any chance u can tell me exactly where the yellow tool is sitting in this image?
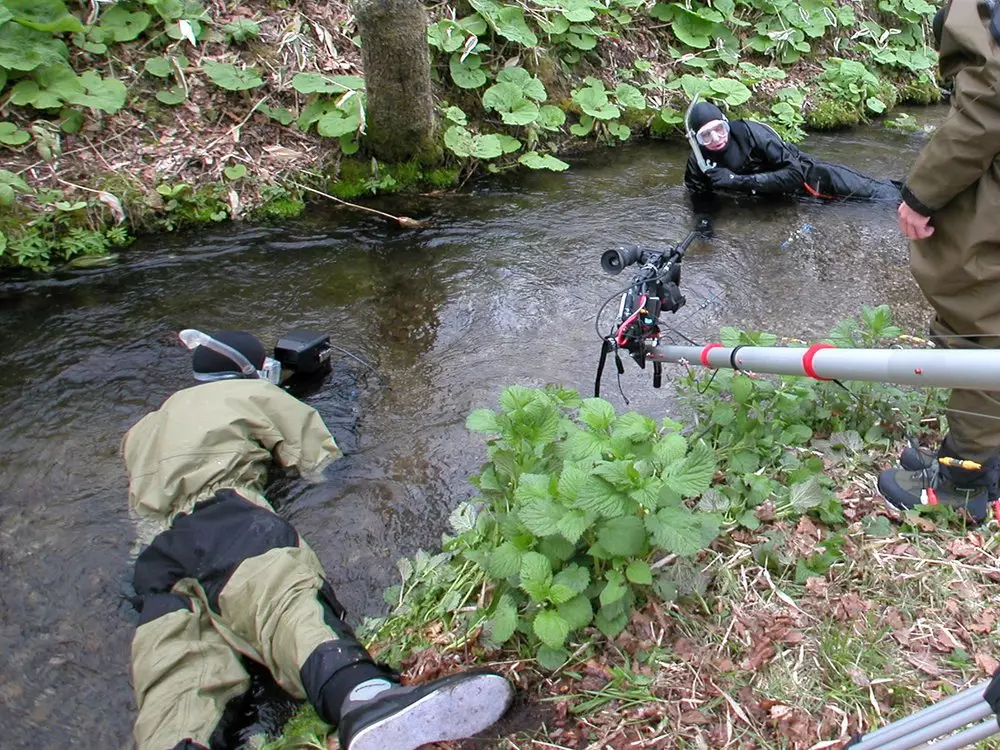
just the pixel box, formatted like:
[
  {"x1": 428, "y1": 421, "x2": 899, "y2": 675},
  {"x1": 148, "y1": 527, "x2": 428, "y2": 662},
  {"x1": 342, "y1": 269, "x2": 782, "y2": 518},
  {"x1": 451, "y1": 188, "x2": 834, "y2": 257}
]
[{"x1": 938, "y1": 456, "x2": 983, "y2": 471}]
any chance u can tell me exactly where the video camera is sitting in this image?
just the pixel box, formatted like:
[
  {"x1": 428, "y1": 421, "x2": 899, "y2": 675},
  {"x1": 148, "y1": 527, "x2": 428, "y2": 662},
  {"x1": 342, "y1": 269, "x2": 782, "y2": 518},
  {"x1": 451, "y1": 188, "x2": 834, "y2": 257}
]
[{"x1": 596, "y1": 232, "x2": 699, "y2": 394}]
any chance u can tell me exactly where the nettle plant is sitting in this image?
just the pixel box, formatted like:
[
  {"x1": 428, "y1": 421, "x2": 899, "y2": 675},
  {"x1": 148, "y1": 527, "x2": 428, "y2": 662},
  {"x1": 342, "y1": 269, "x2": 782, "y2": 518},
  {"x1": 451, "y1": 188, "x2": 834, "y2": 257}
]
[
  {"x1": 456, "y1": 386, "x2": 721, "y2": 668},
  {"x1": 677, "y1": 307, "x2": 945, "y2": 530}
]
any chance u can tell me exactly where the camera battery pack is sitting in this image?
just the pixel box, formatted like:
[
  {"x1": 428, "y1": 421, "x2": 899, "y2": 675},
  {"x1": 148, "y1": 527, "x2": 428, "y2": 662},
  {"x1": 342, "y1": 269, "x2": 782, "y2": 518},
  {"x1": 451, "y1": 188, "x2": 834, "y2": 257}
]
[{"x1": 274, "y1": 330, "x2": 332, "y2": 374}]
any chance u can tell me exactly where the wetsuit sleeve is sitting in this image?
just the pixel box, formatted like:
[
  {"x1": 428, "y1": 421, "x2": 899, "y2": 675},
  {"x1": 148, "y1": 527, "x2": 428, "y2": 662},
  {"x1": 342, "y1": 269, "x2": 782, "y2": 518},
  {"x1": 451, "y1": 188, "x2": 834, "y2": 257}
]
[
  {"x1": 254, "y1": 385, "x2": 343, "y2": 479},
  {"x1": 684, "y1": 153, "x2": 716, "y2": 231},
  {"x1": 902, "y1": 49, "x2": 1000, "y2": 214},
  {"x1": 741, "y1": 123, "x2": 806, "y2": 195}
]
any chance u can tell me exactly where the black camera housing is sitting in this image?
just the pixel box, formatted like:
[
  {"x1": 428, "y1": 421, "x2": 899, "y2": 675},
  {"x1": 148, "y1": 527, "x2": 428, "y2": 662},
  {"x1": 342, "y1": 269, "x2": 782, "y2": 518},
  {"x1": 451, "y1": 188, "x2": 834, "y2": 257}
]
[{"x1": 274, "y1": 330, "x2": 332, "y2": 376}]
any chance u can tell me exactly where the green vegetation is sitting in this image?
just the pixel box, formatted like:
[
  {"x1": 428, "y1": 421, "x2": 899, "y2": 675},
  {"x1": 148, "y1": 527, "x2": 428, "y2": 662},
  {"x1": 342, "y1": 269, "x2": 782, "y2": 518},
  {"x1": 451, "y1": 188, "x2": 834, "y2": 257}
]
[
  {"x1": 254, "y1": 307, "x2": 991, "y2": 749},
  {"x1": 0, "y1": 0, "x2": 942, "y2": 270}
]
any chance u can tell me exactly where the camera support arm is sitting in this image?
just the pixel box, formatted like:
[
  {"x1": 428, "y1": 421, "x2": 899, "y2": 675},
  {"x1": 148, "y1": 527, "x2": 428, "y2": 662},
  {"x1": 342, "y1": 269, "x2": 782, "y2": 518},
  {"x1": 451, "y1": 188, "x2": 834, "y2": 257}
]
[{"x1": 647, "y1": 341, "x2": 1000, "y2": 391}]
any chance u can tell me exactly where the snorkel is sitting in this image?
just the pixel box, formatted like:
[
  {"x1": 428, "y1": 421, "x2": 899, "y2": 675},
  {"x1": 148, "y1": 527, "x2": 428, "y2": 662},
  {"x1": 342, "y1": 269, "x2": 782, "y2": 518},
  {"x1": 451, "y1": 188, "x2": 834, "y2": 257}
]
[
  {"x1": 179, "y1": 329, "x2": 282, "y2": 384},
  {"x1": 684, "y1": 93, "x2": 717, "y2": 172}
]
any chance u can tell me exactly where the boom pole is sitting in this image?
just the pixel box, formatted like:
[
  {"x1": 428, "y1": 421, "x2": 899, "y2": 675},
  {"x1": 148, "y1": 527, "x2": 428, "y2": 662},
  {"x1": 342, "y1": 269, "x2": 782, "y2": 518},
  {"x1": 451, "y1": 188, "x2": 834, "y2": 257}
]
[{"x1": 646, "y1": 342, "x2": 1000, "y2": 391}]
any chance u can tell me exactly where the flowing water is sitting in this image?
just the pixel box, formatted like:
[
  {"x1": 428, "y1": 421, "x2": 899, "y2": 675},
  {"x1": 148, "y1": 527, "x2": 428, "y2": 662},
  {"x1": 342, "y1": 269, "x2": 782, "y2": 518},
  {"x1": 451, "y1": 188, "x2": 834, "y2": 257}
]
[{"x1": 0, "y1": 109, "x2": 945, "y2": 747}]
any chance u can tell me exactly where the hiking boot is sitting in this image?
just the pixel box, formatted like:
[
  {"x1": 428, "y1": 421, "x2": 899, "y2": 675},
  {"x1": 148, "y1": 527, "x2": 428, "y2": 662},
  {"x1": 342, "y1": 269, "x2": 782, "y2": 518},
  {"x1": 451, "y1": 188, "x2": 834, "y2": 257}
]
[
  {"x1": 878, "y1": 455, "x2": 997, "y2": 524},
  {"x1": 899, "y1": 445, "x2": 933, "y2": 471},
  {"x1": 337, "y1": 670, "x2": 514, "y2": 750}
]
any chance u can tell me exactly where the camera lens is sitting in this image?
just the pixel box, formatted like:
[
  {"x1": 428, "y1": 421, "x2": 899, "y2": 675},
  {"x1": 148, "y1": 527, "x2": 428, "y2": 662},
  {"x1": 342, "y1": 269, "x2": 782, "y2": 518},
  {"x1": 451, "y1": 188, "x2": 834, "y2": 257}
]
[
  {"x1": 601, "y1": 249, "x2": 626, "y2": 275},
  {"x1": 601, "y1": 246, "x2": 642, "y2": 275}
]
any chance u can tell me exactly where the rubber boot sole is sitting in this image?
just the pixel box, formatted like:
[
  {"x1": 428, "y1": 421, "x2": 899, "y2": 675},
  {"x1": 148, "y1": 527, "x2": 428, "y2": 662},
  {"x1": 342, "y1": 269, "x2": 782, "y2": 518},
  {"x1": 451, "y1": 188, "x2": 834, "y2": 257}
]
[{"x1": 344, "y1": 672, "x2": 514, "y2": 750}]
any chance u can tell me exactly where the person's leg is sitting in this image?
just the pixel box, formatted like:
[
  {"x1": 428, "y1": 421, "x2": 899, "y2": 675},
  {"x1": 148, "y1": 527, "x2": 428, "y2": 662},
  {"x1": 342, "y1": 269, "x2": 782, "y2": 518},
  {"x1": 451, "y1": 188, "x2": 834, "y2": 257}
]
[
  {"x1": 177, "y1": 489, "x2": 514, "y2": 749},
  {"x1": 878, "y1": 318, "x2": 1000, "y2": 522},
  {"x1": 131, "y1": 592, "x2": 251, "y2": 750}
]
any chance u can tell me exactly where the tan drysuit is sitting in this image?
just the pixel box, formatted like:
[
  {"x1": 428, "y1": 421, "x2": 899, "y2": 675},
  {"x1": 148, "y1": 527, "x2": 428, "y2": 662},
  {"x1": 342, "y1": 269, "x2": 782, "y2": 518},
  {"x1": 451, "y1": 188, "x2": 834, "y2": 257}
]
[
  {"x1": 123, "y1": 379, "x2": 372, "y2": 750},
  {"x1": 903, "y1": 0, "x2": 1000, "y2": 461}
]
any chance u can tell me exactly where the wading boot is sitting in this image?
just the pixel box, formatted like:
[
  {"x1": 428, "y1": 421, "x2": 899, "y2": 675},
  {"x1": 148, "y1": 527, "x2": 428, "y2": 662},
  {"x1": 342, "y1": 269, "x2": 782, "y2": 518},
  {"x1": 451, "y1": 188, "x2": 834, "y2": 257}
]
[
  {"x1": 878, "y1": 443, "x2": 998, "y2": 524},
  {"x1": 337, "y1": 670, "x2": 514, "y2": 750}
]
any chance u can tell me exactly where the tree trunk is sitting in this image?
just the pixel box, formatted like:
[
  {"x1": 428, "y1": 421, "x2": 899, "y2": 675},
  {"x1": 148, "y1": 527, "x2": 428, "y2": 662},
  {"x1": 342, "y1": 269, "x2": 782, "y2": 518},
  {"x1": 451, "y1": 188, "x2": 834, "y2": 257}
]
[{"x1": 352, "y1": 0, "x2": 436, "y2": 163}]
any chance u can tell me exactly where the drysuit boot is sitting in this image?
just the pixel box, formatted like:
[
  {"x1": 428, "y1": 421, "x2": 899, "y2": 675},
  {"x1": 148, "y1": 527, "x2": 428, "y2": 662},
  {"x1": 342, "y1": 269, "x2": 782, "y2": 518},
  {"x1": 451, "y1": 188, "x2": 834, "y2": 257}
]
[
  {"x1": 336, "y1": 670, "x2": 514, "y2": 750},
  {"x1": 878, "y1": 437, "x2": 998, "y2": 523}
]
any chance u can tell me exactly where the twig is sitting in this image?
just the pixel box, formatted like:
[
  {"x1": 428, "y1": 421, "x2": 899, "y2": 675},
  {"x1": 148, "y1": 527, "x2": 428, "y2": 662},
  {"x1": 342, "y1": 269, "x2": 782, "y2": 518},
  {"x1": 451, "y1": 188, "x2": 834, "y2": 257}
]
[
  {"x1": 55, "y1": 178, "x2": 107, "y2": 196},
  {"x1": 203, "y1": 95, "x2": 270, "y2": 151},
  {"x1": 290, "y1": 181, "x2": 426, "y2": 228}
]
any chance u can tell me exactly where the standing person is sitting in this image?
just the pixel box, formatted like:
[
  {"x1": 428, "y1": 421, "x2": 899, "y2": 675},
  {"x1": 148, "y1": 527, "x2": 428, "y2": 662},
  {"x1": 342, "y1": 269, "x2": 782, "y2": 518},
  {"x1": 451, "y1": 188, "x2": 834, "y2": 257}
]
[
  {"x1": 684, "y1": 102, "x2": 902, "y2": 227},
  {"x1": 123, "y1": 329, "x2": 513, "y2": 750},
  {"x1": 877, "y1": 0, "x2": 1000, "y2": 524}
]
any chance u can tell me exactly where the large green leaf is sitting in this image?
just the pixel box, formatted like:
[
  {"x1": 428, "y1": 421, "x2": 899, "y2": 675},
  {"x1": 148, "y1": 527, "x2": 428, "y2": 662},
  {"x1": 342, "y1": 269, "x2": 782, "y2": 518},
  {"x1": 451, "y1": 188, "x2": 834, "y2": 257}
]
[
  {"x1": 5, "y1": 0, "x2": 84, "y2": 33},
  {"x1": 519, "y1": 497, "x2": 564, "y2": 537},
  {"x1": 575, "y1": 476, "x2": 629, "y2": 518},
  {"x1": 578, "y1": 397, "x2": 616, "y2": 432},
  {"x1": 469, "y1": 0, "x2": 538, "y2": 46},
  {"x1": 670, "y1": 6, "x2": 716, "y2": 48},
  {"x1": 0, "y1": 23, "x2": 68, "y2": 72},
  {"x1": 547, "y1": 466, "x2": 583, "y2": 505},
  {"x1": 98, "y1": 6, "x2": 151, "y2": 41},
  {"x1": 487, "y1": 541, "x2": 523, "y2": 578},
  {"x1": 519, "y1": 551, "x2": 553, "y2": 602},
  {"x1": 291, "y1": 72, "x2": 364, "y2": 94},
  {"x1": 72, "y1": 71, "x2": 126, "y2": 113},
  {"x1": 653, "y1": 432, "x2": 687, "y2": 467},
  {"x1": 0, "y1": 122, "x2": 29, "y2": 146},
  {"x1": 482, "y1": 81, "x2": 521, "y2": 113},
  {"x1": 553, "y1": 563, "x2": 590, "y2": 593},
  {"x1": 317, "y1": 107, "x2": 360, "y2": 138},
  {"x1": 572, "y1": 85, "x2": 620, "y2": 120},
  {"x1": 471, "y1": 133, "x2": 503, "y2": 159},
  {"x1": 599, "y1": 569, "x2": 627, "y2": 606},
  {"x1": 614, "y1": 83, "x2": 646, "y2": 110},
  {"x1": 518, "y1": 152, "x2": 569, "y2": 171},
  {"x1": 444, "y1": 125, "x2": 475, "y2": 157},
  {"x1": 663, "y1": 442, "x2": 715, "y2": 497},
  {"x1": 533, "y1": 609, "x2": 570, "y2": 649},
  {"x1": 790, "y1": 475, "x2": 824, "y2": 511},
  {"x1": 556, "y1": 508, "x2": 593, "y2": 544},
  {"x1": 625, "y1": 560, "x2": 653, "y2": 585},
  {"x1": 497, "y1": 66, "x2": 546, "y2": 101},
  {"x1": 645, "y1": 506, "x2": 720, "y2": 556},
  {"x1": 597, "y1": 515, "x2": 647, "y2": 557},
  {"x1": 709, "y1": 77, "x2": 752, "y2": 106},
  {"x1": 501, "y1": 100, "x2": 539, "y2": 126},
  {"x1": 557, "y1": 594, "x2": 593, "y2": 630},
  {"x1": 449, "y1": 53, "x2": 487, "y2": 89},
  {"x1": 203, "y1": 61, "x2": 263, "y2": 91},
  {"x1": 488, "y1": 594, "x2": 519, "y2": 644},
  {"x1": 536, "y1": 105, "x2": 566, "y2": 131},
  {"x1": 466, "y1": 408, "x2": 500, "y2": 433}
]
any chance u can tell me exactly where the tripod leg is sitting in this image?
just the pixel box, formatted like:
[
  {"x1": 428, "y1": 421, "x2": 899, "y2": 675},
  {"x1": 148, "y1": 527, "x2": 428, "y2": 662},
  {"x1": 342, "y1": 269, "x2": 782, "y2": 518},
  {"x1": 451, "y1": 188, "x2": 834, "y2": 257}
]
[
  {"x1": 911, "y1": 717, "x2": 1000, "y2": 750},
  {"x1": 853, "y1": 703, "x2": 995, "y2": 750},
  {"x1": 848, "y1": 681, "x2": 991, "y2": 747}
]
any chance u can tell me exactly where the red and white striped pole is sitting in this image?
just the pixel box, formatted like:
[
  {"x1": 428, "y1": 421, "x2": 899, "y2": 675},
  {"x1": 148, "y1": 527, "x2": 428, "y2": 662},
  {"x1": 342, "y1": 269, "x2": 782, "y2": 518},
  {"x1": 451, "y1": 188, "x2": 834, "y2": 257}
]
[{"x1": 647, "y1": 342, "x2": 1000, "y2": 391}]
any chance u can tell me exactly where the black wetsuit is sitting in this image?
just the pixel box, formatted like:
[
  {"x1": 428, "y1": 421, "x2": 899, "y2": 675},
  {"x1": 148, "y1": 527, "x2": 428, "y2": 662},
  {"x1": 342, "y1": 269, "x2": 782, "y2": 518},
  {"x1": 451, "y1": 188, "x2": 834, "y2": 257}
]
[{"x1": 683, "y1": 104, "x2": 901, "y2": 225}]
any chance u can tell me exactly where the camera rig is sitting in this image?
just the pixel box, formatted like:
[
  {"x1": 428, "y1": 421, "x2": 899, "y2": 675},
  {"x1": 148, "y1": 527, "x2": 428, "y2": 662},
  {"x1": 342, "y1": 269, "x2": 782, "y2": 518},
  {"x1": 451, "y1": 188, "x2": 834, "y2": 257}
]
[{"x1": 595, "y1": 231, "x2": 700, "y2": 395}]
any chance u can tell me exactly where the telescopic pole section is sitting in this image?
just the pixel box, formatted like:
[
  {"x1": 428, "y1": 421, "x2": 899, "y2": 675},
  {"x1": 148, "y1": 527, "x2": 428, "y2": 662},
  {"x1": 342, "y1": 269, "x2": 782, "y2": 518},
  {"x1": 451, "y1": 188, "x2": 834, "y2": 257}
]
[
  {"x1": 847, "y1": 681, "x2": 992, "y2": 746},
  {"x1": 647, "y1": 343, "x2": 1000, "y2": 391}
]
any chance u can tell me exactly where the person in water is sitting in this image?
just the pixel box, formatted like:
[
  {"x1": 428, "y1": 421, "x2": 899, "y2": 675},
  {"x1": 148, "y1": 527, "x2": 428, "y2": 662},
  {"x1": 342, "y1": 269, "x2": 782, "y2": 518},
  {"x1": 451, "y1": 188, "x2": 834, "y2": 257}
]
[
  {"x1": 684, "y1": 101, "x2": 902, "y2": 206},
  {"x1": 122, "y1": 329, "x2": 513, "y2": 750}
]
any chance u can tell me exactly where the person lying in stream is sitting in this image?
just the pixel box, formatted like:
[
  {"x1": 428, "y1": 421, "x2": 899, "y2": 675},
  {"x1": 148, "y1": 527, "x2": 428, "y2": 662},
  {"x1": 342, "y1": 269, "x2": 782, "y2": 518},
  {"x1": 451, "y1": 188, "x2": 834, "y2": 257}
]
[
  {"x1": 684, "y1": 102, "x2": 902, "y2": 230},
  {"x1": 122, "y1": 329, "x2": 513, "y2": 750}
]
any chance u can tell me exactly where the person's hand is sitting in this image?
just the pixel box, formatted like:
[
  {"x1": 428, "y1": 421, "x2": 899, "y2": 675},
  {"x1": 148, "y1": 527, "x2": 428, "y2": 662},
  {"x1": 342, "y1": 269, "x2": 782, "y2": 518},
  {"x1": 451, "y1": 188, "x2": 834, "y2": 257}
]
[
  {"x1": 706, "y1": 168, "x2": 754, "y2": 192},
  {"x1": 898, "y1": 201, "x2": 934, "y2": 239}
]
